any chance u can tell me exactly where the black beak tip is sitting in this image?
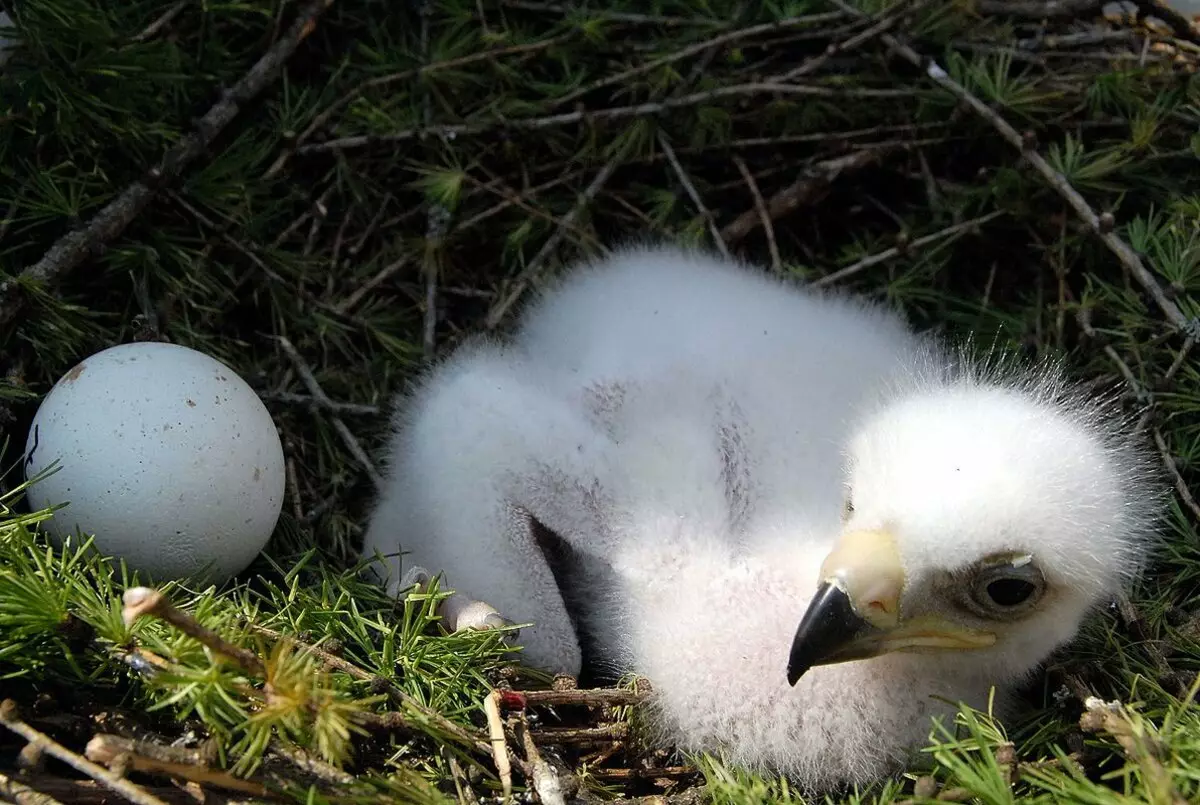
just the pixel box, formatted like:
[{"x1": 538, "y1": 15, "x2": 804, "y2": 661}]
[{"x1": 785, "y1": 581, "x2": 873, "y2": 687}]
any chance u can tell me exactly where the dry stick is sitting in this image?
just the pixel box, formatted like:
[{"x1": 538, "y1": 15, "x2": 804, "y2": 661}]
[
  {"x1": 812, "y1": 210, "x2": 1006, "y2": 287},
  {"x1": 484, "y1": 151, "x2": 626, "y2": 329},
  {"x1": 721, "y1": 148, "x2": 896, "y2": 245},
  {"x1": 530, "y1": 723, "x2": 629, "y2": 744},
  {"x1": 265, "y1": 35, "x2": 574, "y2": 178},
  {"x1": 273, "y1": 336, "x2": 384, "y2": 489},
  {"x1": 830, "y1": 0, "x2": 1197, "y2": 336},
  {"x1": 131, "y1": 0, "x2": 189, "y2": 43},
  {"x1": 0, "y1": 776, "x2": 218, "y2": 805},
  {"x1": 1080, "y1": 697, "x2": 1186, "y2": 805},
  {"x1": 462, "y1": 171, "x2": 601, "y2": 250},
  {"x1": 733, "y1": 156, "x2": 782, "y2": 271},
  {"x1": 258, "y1": 391, "x2": 381, "y2": 416},
  {"x1": 975, "y1": 0, "x2": 1103, "y2": 15},
  {"x1": 297, "y1": 83, "x2": 911, "y2": 156},
  {"x1": 484, "y1": 691, "x2": 514, "y2": 801},
  {"x1": 515, "y1": 688, "x2": 646, "y2": 707},
  {"x1": 549, "y1": 10, "x2": 849, "y2": 109},
  {"x1": 772, "y1": 0, "x2": 918, "y2": 81},
  {"x1": 85, "y1": 735, "x2": 270, "y2": 799},
  {"x1": 588, "y1": 766, "x2": 697, "y2": 782},
  {"x1": 122, "y1": 588, "x2": 265, "y2": 676},
  {"x1": 657, "y1": 133, "x2": 730, "y2": 259},
  {"x1": 484, "y1": 5, "x2": 749, "y2": 328},
  {"x1": 515, "y1": 716, "x2": 567, "y2": 805},
  {"x1": 245, "y1": 625, "x2": 497, "y2": 759},
  {"x1": 335, "y1": 256, "x2": 408, "y2": 315},
  {"x1": 0, "y1": 771, "x2": 64, "y2": 805},
  {"x1": 1127, "y1": 0, "x2": 1200, "y2": 46},
  {"x1": 1075, "y1": 311, "x2": 1200, "y2": 523},
  {"x1": 0, "y1": 701, "x2": 170, "y2": 805},
  {"x1": 0, "y1": 0, "x2": 336, "y2": 332}
]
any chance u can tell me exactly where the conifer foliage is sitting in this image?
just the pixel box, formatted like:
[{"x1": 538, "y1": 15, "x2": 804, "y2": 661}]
[{"x1": 1, "y1": 1, "x2": 1199, "y2": 802}]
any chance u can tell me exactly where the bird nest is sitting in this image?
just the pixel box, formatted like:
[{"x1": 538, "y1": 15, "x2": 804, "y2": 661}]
[{"x1": 1, "y1": 1, "x2": 1199, "y2": 803}]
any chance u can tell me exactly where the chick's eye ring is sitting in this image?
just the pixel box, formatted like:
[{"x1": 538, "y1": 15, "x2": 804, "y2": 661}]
[{"x1": 963, "y1": 558, "x2": 1045, "y2": 618}]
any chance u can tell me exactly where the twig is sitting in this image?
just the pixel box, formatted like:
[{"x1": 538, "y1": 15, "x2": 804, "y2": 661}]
[
  {"x1": 0, "y1": 701, "x2": 171, "y2": 805},
  {"x1": 484, "y1": 150, "x2": 625, "y2": 328},
  {"x1": 813, "y1": 211, "x2": 1005, "y2": 287},
  {"x1": 274, "y1": 336, "x2": 384, "y2": 488},
  {"x1": 0, "y1": 774, "x2": 213, "y2": 805},
  {"x1": 258, "y1": 391, "x2": 381, "y2": 416},
  {"x1": 732, "y1": 156, "x2": 781, "y2": 271},
  {"x1": 515, "y1": 715, "x2": 566, "y2": 805},
  {"x1": 1128, "y1": 0, "x2": 1200, "y2": 46},
  {"x1": 772, "y1": 0, "x2": 919, "y2": 81},
  {"x1": 976, "y1": 0, "x2": 1101, "y2": 16},
  {"x1": 1075, "y1": 308, "x2": 1200, "y2": 525},
  {"x1": 335, "y1": 256, "x2": 408, "y2": 315},
  {"x1": 550, "y1": 11, "x2": 848, "y2": 109},
  {"x1": 1080, "y1": 697, "x2": 1186, "y2": 805},
  {"x1": 297, "y1": 83, "x2": 912, "y2": 157},
  {"x1": 829, "y1": 0, "x2": 1196, "y2": 336},
  {"x1": 484, "y1": 691, "x2": 514, "y2": 801},
  {"x1": 0, "y1": 771, "x2": 65, "y2": 805},
  {"x1": 509, "y1": 688, "x2": 647, "y2": 707},
  {"x1": 657, "y1": 133, "x2": 729, "y2": 259},
  {"x1": 245, "y1": 625, "x2": 495, "y2": 758},
  {"x1": 122, "y1": 588, "x2": 265, "y2": 677},
  {"x1": 530, "y1": 723, "x2": 630, "y2": 744},
  {"x1": 85, "y1": 735, "x2": 270, "y2": 798},
  {"x1": 131, "y1": 0, "x2": 188, "y2": 43},
  {"x1": 588, "y1": 766, "x2": 698, "y2": 782},
  {"x1": 721, "y1": 148, "x2": 898, "y2": 244},
  {"x1": 1153, "y1": 428, "x2": 1200, "y2": 523},
  {"x1": 265, "y1": 35, "x2": 575, "y2": 178},
  {"x1": 347, "y1": 193, "x2": 392, "y2": 258},
  {"x1": 0, "y1": 0, "x2": 336, "y2": 331}
]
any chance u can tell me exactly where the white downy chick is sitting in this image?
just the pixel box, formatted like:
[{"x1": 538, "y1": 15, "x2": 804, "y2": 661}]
[{"x1": 361, "y1": 245, "x2": 1161, "y2": 790}]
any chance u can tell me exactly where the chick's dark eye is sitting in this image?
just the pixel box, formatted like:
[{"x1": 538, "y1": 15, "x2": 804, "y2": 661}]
[
  {"x1": 963, "y1": 558, "x2": 1045, "y2": 618},
  {"x1": 985, "y1": 577, "x2": 1037, "y2": 607}
]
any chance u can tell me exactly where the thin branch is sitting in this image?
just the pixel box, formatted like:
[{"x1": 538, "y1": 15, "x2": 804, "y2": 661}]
[
  {"x1": 131, "y1": 0, "x2": 188, "y2": 43},
  {"x1": 721, "y1": 148, "x2": 897, "y2": 244},
  {"x1": 297, "y1": 83, "x2": 913, "y2": 157},
  {"x1": 85, "y1": 735, "x2": 270, "y2": 798},
  {"x1": 550, "y1": 11, "x2": 848, "y2": 109},
  {"x1": 274, "y1": 336, "x2": 384, "y2": 488},
  {"x1": 484, "y1": 150, "x2": 625, "y2": 328},
  {"x1": 515, "y1": 716, "x2": 566, "y2": 805},
  {"x1": 0, "y1": 771, "x2": 65, "y2": 805},
  {"x1": 258, "y1": 391, "x2": 381, "y2": 416},
  {"x1": 828, "y1": 0, "x2": 1196, "y2": 335},
  {"x1": 335, "y1": 256, "x2": 408, "y2": 315},
  {"x1": 657, "y1": 132, "x2": 729, "y2": 258},
  {"x1": 484, "y1": 691, "x2": 514, "y2": 801},
  {"x1": 122, "y1": 588, "x2": 265, "y2": 677},
  {"x1": 0, "y1": 0, "x2": 336, "y2": 331},
  {"x1": 265, "y1": 34, "x2": 575, "y2": 178},
  {"x1": 0, "y1": 701, "x2": 171, "y2": 805},
  {"x1": 733, "y1": 156, "x2": 781, "y2": 271},
  {"x1": 507, "y1": 688, "x2": 647, "y2": 708},
  {"x1": 245, "y1": 624, "x2": 496, "y2": 759},
  {"x1": 976, "y1": 0, "x2": 1101, "y2": 16},
  {"x1": 1075, "y1": 309, "x2": 1200, "y2": 526},
  {"x1": 813, "y1": 210, "x2": 1006, "y2": 287}
]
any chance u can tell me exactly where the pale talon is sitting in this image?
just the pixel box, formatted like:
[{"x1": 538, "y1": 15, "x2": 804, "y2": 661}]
[{"x1": 361, "y1": 245, "x2": 1161, "y2": 791}]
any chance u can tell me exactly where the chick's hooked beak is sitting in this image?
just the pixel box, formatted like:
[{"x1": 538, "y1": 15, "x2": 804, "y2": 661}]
[{"x1": 786, "y1": 529, "x2": 996, "y2": 686}]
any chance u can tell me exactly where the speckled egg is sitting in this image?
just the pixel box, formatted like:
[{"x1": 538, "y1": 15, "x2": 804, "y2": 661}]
[{"x1": 24, "y1": 342, "x2": 286, "y2": 584}]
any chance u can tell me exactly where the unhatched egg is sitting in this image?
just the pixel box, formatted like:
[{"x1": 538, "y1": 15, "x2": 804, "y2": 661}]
[{"x1": 24, "y1": 342, "x2": 285, "y2": 584}]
